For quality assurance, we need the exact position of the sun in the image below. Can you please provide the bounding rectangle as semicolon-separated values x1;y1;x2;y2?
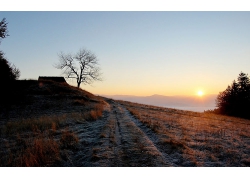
197;90;204;97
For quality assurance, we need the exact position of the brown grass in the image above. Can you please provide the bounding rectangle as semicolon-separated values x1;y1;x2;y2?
3;106;105;135
4;114;68;135
1;128;80;167
60;129;79;149
3;133;60;167
0;101;104;166
0;111;83;166
86;104;104;121
118;100;250;166
0;79;106;167
73;99;86;106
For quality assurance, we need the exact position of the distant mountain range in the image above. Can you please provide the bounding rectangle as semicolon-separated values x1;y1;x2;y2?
101;94;217;108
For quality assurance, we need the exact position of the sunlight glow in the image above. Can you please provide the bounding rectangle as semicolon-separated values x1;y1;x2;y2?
197;90;204;97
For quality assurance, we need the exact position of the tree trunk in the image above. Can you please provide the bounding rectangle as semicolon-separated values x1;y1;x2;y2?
77;73;83;88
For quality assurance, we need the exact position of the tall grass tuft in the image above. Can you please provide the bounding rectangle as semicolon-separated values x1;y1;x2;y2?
4;133;60;167
86;104;104;121
60;129;79;149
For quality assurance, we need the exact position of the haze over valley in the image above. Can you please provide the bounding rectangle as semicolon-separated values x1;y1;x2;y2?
102;94;217;112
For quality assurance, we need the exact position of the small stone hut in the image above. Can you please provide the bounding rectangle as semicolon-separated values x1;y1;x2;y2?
38;76;66;83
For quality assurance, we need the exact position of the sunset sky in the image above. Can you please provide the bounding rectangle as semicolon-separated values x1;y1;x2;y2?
1;11;250;96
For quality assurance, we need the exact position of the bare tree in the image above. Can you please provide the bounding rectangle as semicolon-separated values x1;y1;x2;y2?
55;48;102;88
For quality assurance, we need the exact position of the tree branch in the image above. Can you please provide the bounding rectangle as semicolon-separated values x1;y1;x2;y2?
55;48;102;88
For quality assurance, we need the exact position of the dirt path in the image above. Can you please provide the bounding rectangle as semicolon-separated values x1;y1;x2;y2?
64;99;179;166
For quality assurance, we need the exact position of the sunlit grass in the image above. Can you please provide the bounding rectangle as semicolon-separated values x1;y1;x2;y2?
118;100;250;166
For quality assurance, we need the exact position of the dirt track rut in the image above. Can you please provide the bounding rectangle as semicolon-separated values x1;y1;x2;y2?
67;99;177;166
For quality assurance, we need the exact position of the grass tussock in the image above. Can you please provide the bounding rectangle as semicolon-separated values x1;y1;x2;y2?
60;129;79;149
87;104;104;121
3;133;60;167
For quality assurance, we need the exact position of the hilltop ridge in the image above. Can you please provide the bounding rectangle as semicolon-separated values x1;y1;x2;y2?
0;79;104;121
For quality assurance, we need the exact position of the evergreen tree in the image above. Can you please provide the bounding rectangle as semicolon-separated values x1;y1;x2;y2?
237;72;250;98
216;72;250;119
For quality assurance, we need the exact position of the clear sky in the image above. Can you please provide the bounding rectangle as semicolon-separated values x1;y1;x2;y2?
1;11;250;96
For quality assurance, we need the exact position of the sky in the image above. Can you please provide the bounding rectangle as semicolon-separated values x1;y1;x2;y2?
1;11;250;96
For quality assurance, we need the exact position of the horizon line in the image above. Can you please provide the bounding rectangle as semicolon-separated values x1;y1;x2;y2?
97;93;218;97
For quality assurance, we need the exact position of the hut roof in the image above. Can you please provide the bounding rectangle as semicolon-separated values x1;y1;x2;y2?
38;76;66;83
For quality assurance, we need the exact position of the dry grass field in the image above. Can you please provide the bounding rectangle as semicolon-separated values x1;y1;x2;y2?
118;100;250;166
0;80;105;166
1;80;250;166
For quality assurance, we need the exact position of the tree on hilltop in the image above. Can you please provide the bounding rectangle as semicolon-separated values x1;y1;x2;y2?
54;48;102;88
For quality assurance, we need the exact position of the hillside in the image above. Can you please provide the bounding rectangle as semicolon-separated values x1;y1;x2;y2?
0;80;106;166
0;81;250;166
0;80;103;120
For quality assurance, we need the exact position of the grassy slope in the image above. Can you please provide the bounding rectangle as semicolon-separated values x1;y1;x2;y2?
118;100;250;166
0;80;105;166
